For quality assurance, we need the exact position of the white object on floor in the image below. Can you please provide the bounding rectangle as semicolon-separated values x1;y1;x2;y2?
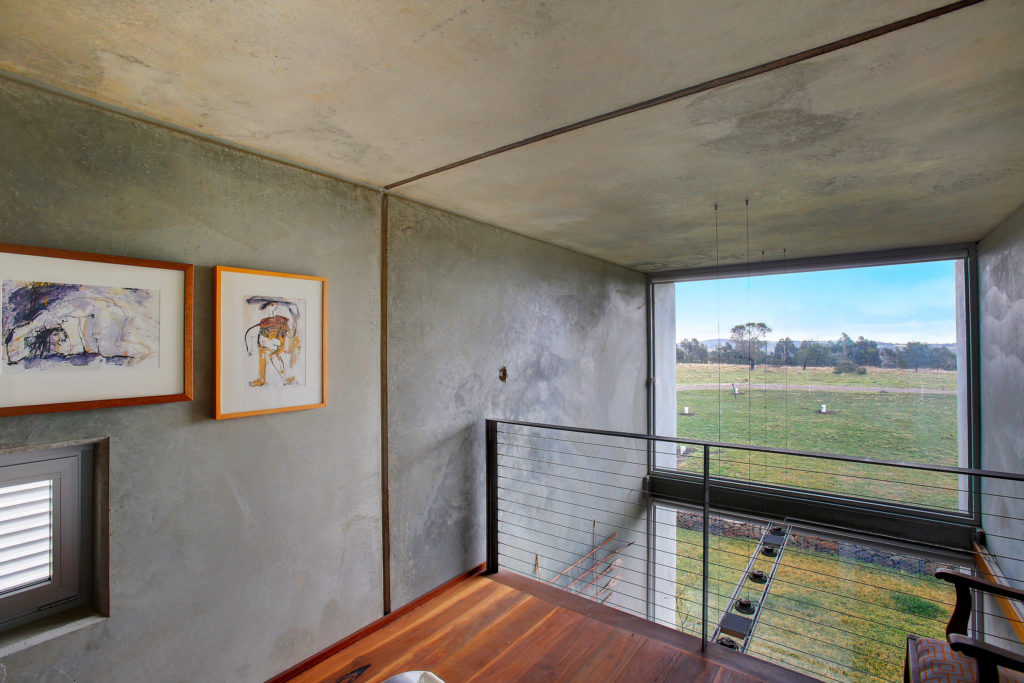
381;672;444;683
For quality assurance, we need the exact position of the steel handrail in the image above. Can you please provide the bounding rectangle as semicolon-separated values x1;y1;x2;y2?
493;418;1024;482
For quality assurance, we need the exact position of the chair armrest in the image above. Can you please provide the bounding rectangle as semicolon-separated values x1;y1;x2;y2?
937;569;1024;637
937;569;1024;602
949;634;1024;674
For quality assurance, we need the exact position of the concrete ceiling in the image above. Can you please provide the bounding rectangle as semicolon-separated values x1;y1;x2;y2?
2;0;1022;271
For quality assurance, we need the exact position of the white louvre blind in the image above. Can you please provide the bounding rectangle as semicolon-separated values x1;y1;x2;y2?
0;480;53;594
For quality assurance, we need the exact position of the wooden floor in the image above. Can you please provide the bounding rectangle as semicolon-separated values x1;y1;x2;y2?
285;571;816;683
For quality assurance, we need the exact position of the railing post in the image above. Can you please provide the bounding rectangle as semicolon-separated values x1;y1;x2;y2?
702;443;710;651
486;419;499;574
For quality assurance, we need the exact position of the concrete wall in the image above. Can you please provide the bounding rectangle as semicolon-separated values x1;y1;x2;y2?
0;78;383;681
0;76;651;679
386;198;647;607
978;201;1024;653
492;428;650;619
979;201;1024;580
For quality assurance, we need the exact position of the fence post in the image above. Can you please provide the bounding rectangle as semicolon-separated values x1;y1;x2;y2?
702;443;710;651
486;419;499;574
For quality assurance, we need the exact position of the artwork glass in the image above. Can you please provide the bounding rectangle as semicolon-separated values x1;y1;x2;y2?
0;243;193;416
215;267;325;419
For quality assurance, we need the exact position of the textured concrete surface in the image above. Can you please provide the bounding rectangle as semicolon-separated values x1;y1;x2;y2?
494;428;650;619
4;2;1020;272
399;0;1024;271
979;202;1024;578
0;79;383;682
978;201;1024;654
386;198;646;608
0;1;944;184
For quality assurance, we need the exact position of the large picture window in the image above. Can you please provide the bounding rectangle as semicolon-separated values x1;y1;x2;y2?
650;251;975;518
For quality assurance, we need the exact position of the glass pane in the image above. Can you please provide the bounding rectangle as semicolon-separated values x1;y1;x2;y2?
671;510;958;683
655;260;966;512
747;531;956;683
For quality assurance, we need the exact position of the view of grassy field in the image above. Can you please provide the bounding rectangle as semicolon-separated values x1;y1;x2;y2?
676;363;958;392
675;527;953;683
673;363;961;511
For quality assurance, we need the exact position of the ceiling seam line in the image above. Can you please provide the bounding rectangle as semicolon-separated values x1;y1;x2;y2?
383;0;984;190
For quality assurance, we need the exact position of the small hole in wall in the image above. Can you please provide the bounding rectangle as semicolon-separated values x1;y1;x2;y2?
498;366;508;383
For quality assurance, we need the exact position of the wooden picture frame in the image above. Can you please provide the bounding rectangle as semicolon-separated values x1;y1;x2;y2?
215;266;326;419
0;242;193;417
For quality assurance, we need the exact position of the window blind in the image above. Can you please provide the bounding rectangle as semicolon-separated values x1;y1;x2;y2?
0;480;53;595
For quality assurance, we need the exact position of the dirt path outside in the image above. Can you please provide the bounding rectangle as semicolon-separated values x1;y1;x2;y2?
676;383;956;395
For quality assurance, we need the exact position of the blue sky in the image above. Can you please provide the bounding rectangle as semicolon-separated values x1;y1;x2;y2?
674;260;958;344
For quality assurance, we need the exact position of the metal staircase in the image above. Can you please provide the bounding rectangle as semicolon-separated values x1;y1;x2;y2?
712;522;792;652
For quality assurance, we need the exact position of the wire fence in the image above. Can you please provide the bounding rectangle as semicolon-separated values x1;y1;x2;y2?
486;419;1024;683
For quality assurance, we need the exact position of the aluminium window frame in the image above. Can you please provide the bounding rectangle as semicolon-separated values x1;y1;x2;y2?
0;444;94;632
645;243;982;546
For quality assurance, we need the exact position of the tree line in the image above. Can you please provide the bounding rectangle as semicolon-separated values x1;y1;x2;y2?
676;323;956;371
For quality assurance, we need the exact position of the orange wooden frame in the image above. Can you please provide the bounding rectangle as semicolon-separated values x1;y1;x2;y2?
974;542;1024;644
214;266;327;419
0;241;193;417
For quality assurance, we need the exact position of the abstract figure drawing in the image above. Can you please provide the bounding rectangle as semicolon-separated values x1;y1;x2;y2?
243;295;304;388
2;280;160;373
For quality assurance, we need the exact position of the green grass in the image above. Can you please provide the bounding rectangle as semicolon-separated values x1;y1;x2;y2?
673;365;960;510
676;363;958;391
675;528;953;683
892;593;946;620
670;364;961;681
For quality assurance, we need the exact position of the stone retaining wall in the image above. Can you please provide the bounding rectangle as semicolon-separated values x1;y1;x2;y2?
676;511;943;575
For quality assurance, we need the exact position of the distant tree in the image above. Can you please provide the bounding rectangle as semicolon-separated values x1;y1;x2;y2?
880;347;899;369
676;338;708;364
898;342;932;371
834;332;854;360
929;346;957;371
709;341;741;365
852;336;881;367
772;337;798;366
796;341;830;369
730;322;772;369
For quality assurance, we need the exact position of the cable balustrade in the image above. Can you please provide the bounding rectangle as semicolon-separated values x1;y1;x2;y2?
485;419;1024;683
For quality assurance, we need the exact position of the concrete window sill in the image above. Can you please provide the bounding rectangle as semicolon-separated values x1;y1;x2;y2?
0;606;106;659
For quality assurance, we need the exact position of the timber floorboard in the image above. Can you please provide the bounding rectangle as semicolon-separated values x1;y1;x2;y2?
285;572;817;683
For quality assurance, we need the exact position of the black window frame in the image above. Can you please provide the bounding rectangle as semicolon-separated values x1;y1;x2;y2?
645;243;982;549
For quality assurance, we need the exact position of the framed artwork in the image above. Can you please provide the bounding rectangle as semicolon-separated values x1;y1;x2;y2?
214;266;326;419
0;242;193;416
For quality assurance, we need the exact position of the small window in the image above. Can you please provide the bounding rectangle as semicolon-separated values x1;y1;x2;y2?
0;445;92;631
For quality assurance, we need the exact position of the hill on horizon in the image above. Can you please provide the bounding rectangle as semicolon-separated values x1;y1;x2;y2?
695;338;957;352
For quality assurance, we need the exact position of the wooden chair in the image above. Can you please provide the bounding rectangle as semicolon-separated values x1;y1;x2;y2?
905;569;1024;682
